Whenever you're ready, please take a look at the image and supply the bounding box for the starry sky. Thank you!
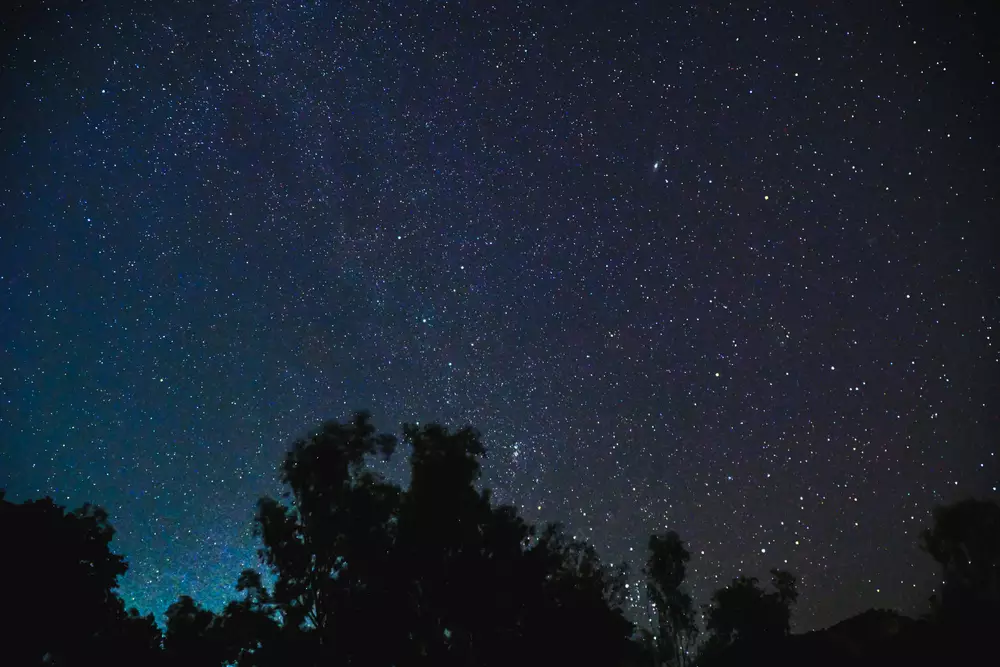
[1,0,997,633]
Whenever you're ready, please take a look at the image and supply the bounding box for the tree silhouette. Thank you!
[519,522,634,666]
[100,603,163,666]
[769,568,798,608]
[9,425,996,667]
[392,422,492,665]
[211,569,282,667]
[699,569,798,664]
[0,491,161,666]
[252,411,404,664]
[249,412,633,666]
[162,575,283,667]
[163,595,226,667]
[921,498,1000,615]
[645,531,698,666]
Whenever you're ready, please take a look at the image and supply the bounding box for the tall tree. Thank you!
[701,568,798,660]
[921,497,1000,624]
[645,531,698,666]
[0,491,162,666]
[398,421,634,666]
[522,522,634,666]
[394,422,498,665]
[254,411,402,664]
[250,412,633,666]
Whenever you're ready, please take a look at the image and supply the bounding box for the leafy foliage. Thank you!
[3,422,994,667]
[247,412,633,666]
[0,491,161,666]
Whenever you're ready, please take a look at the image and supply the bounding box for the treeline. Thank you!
[1,412,997,666]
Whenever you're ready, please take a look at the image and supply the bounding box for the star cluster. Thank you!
[1,0,996,632]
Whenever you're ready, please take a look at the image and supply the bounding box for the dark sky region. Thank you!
[1,0,997,633]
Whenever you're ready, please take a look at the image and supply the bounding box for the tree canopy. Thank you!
[1,416,995,667]
[695,569,798,664]
[243,412,634,666]
[0,491,161,666]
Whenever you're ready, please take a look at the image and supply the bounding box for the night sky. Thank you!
[1,0,997,633]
